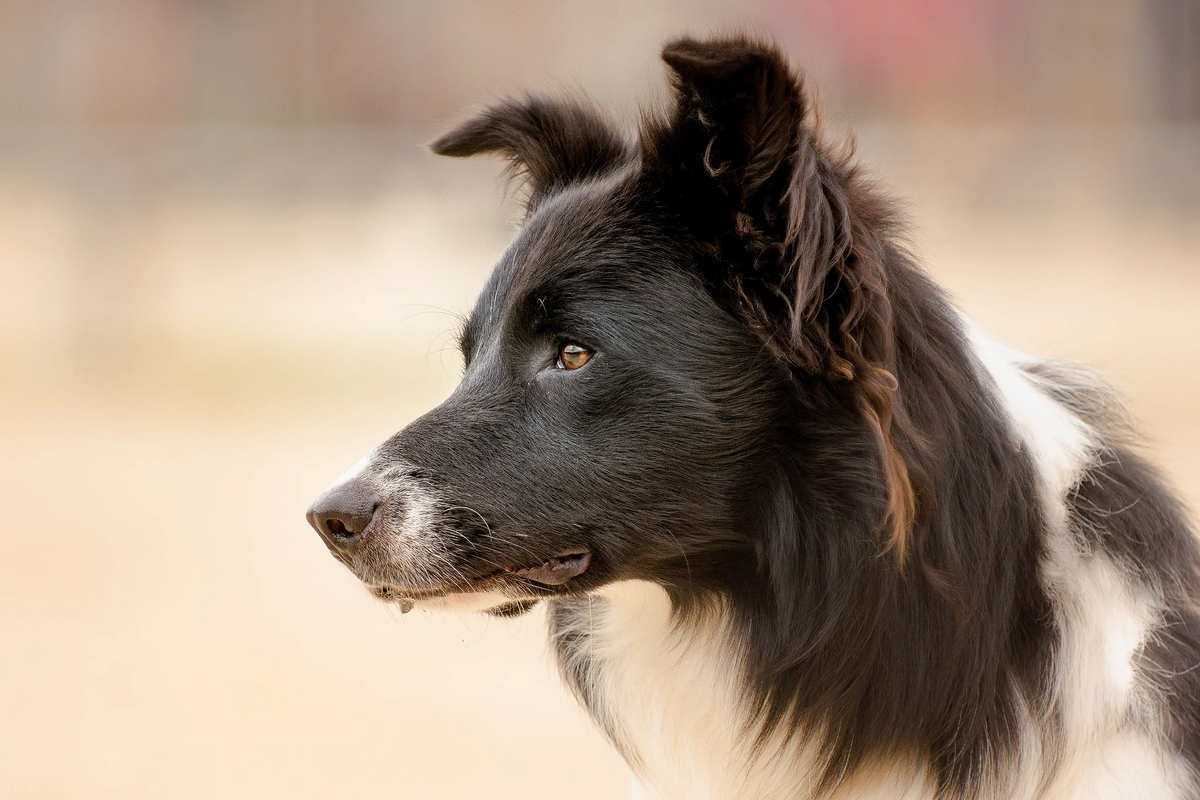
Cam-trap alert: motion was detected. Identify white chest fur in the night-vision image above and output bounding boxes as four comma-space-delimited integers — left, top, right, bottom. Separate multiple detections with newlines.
568, 581, 931, 800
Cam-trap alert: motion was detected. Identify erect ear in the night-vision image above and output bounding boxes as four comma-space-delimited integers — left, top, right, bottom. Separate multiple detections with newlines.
647, 36, 866, 368
645, 36, 918, 560
431, 96, 630, 212
651, 36, 805, 230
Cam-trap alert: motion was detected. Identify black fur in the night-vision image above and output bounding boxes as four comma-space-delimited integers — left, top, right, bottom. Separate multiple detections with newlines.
312, 34, 1200, 798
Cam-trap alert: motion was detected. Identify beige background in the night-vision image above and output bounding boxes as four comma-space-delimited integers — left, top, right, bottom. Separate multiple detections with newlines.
2, 2, 1198, 798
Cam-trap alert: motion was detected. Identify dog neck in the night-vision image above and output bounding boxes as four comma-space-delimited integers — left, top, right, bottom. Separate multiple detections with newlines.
548, 581, 931, 799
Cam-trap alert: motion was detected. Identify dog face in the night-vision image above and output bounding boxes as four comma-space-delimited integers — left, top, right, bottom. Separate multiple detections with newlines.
307, 169, 785, 614
308, 37, 914, 614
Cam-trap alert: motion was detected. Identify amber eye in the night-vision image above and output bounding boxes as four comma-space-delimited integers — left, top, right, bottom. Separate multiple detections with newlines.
558, 343, 591, 370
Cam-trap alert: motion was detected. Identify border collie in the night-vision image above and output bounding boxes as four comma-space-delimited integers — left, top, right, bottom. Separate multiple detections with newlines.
306, 35, 1200, 799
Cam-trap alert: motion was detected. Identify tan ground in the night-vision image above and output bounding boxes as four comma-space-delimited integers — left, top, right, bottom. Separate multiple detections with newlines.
1, 131, 1198, 799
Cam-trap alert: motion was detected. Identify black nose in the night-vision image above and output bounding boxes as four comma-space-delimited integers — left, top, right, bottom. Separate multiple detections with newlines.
306, 482, 378, 545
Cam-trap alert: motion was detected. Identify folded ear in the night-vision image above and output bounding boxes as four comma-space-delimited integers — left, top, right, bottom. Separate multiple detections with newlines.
645, 36, 917, 559
431, 96, 630, 212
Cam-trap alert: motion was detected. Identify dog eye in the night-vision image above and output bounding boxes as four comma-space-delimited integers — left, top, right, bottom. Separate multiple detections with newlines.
558, 343, 591, 370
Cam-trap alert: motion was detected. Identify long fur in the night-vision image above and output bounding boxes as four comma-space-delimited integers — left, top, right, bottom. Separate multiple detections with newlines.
311, 34, 1200, 800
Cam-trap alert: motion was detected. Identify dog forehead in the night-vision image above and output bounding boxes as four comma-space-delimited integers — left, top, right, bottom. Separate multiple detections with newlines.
467, 179, 658, 337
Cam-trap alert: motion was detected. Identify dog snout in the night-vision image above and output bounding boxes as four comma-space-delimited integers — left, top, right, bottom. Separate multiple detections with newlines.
306, 482, 379, 547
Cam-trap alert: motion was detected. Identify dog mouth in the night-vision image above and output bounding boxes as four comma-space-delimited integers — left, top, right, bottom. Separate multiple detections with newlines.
503, 550, 592, 585
367, 550, 592, 613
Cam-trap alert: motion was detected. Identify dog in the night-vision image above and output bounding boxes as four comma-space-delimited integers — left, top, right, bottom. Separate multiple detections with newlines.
306, 35, 1200, 799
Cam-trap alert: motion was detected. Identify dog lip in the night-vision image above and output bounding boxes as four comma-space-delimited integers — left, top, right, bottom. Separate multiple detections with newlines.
366, 549, 593, 610
367, 583, 463, 613
506, 550, 592, 586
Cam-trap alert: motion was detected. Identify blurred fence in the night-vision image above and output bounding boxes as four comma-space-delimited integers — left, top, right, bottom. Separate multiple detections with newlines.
2, 0, 1197, 379
2, 0, 1197, 126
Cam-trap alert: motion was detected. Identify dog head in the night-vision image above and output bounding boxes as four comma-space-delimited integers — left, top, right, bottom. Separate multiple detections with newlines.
306, 36, 916, 615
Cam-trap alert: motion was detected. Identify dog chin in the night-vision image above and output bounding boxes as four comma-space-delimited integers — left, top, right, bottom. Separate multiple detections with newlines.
410, 589, 516, 614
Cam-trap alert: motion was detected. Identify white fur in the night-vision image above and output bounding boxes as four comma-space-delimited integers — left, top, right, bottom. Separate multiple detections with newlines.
565, 580, 932, 800
558, 327, 1195, 800
328, 451, 506, 598
967, 329, 1192, 800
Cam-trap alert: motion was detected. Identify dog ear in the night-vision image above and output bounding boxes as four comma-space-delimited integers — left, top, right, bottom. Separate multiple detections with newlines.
646, 36, 918, 559
652, 36, 805, 230
431, 96, 630, 212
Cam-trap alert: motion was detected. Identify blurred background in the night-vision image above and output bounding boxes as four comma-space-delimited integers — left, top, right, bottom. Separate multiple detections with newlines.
1, 1, 1197, 798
